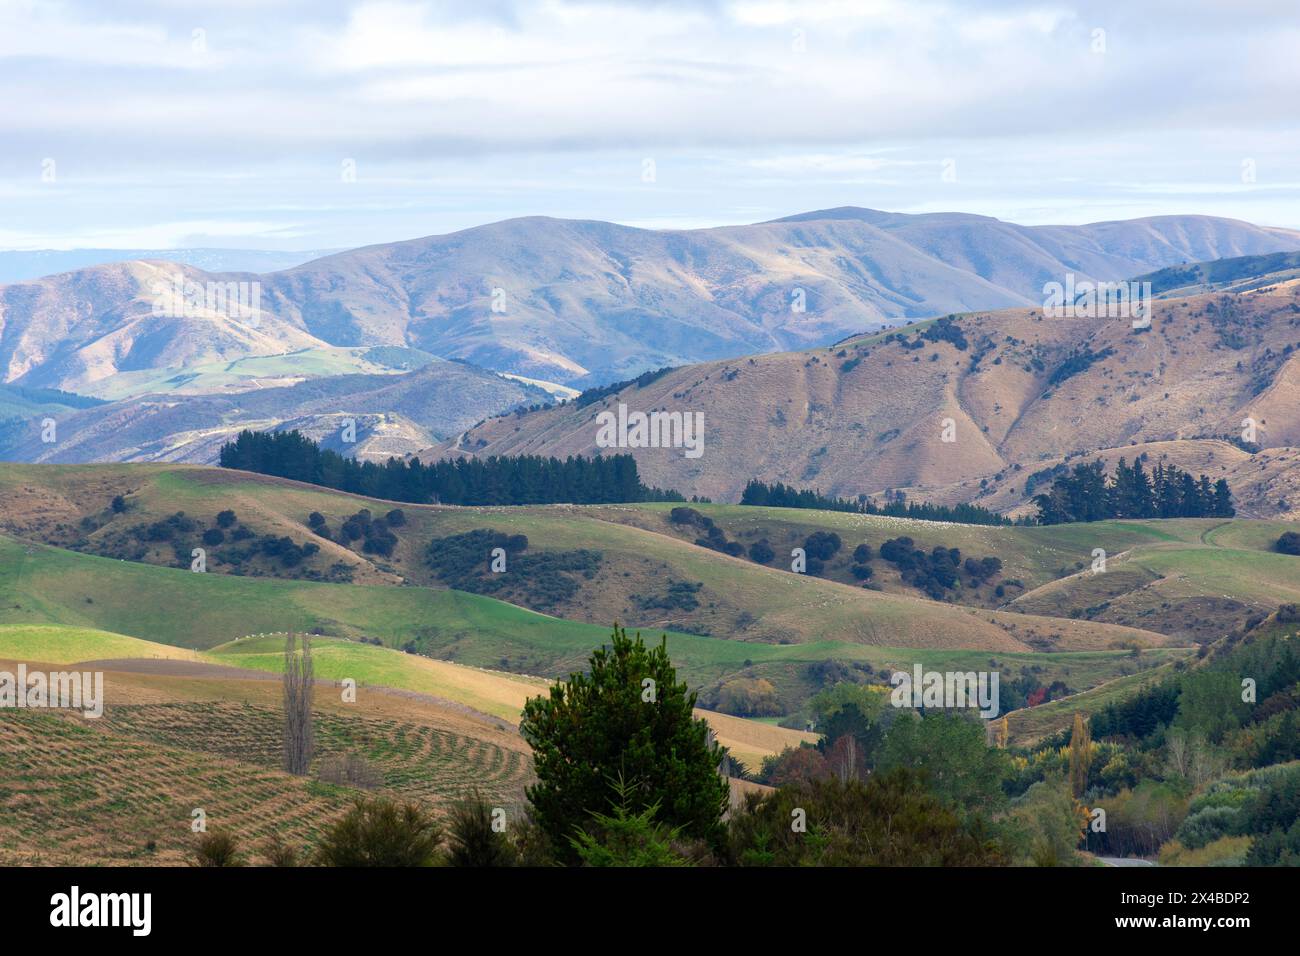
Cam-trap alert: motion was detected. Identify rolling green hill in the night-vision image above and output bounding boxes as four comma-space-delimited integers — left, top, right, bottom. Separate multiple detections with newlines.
0, 463, 1178, 654
0, 624, 202, 665
0, 533, 1187, 723
4, 460, 1293, 724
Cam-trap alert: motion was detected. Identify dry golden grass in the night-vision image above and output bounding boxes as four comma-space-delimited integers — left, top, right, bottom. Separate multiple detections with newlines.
420, 291, 1300, 517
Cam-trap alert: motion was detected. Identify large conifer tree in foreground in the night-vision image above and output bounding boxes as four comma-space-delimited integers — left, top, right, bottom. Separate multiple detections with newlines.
520, 625, 729, 861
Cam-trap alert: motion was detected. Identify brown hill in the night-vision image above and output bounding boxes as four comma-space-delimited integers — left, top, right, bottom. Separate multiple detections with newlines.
0, 261, 323, 393
420, 287, 1300, 517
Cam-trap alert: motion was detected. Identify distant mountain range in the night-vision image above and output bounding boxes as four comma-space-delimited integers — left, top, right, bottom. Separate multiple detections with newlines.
4, 209, 1299, 395
4, 208, 1300, 476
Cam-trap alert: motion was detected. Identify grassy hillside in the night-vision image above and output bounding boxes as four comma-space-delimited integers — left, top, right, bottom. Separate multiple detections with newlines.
1002, 663, 1182, 746
0, 624, 202, 664
81, 346, 425, 401
0, 532, 1183, 740
0, 463, 1176, 653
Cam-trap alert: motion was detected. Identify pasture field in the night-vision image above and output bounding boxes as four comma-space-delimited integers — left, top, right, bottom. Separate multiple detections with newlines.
0, 625, 202, 664
0, 463, 1179, 653
0, 533, 1180, 727
0, 623, 816, 771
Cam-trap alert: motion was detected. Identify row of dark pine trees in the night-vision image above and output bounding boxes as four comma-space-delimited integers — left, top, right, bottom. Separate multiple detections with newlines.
218, 431, 1236, 522
738, 480, 1015, 526
217, 429, 681, 505
1033, 458, 1234, 524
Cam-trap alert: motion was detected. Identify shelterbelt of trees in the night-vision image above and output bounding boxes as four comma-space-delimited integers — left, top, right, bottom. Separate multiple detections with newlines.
217, 429, 687, 505
740, 480, 1017, 526
1033, 458, 1234, 525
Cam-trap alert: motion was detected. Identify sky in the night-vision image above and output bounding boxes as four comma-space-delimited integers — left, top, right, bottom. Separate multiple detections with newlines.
3, 0, 1300, 250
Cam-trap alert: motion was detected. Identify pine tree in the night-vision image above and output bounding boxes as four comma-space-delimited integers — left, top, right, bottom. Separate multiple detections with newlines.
520, 625, 729, 862
1213, 478, 1235, 517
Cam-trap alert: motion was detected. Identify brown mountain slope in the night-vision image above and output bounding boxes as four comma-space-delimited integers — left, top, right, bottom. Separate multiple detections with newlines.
0, 261, 324, 392
420, 287, 1300, 515
213, 211, 1300, 385
914, 439, 1300, 520
5, 211, 1300, 393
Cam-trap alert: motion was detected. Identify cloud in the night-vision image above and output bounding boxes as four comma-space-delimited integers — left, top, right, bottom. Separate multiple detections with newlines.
1, 0, 1299, 247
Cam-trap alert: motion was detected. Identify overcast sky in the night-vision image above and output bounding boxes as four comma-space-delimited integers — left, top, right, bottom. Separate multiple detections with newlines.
3, 0, 1299, 250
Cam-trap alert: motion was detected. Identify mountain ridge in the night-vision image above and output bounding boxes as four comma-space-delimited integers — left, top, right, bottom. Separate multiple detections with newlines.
418, 285, 1300, 518
5, 209, 1300, 394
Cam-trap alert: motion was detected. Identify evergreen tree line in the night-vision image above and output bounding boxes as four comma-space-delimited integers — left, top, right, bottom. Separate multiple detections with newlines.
217, 429, 685, 505
1033, 458, 1234, 525
739, 480, 1014, 526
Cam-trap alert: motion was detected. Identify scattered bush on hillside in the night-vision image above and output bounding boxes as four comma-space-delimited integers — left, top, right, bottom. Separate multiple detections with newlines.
1275, 532, 1300, 556
1047, 346, 1114, 387
748, 539, 775, 564
880, 537, 1003, 599
425, 529, 598, 612
328, 508, 400, 558
136, 512, 198, 542
802, 531, 842, 561
666, 506, 743, 555
192, 830, 244, 867
446, 791, 517, 867
260, 535, 320, 567
315, 798, 443, 867
919, 315, 969, 351
633, 579, 703, 613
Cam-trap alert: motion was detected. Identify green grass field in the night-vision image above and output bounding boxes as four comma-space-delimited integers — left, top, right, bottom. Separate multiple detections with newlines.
1, 460, 1292, 722
0, 625, 201, 664
0, 535, 1181, 721
0, 463, 1178, 654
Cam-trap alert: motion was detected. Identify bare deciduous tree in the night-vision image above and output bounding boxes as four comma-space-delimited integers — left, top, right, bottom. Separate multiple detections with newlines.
283, 631, 314, 775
